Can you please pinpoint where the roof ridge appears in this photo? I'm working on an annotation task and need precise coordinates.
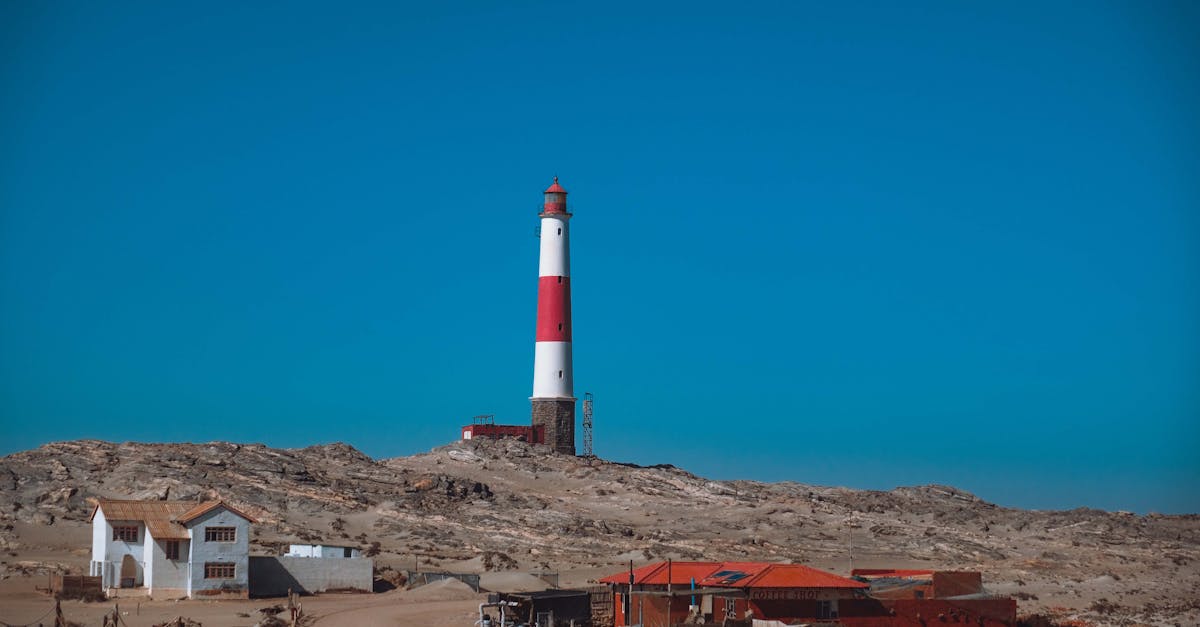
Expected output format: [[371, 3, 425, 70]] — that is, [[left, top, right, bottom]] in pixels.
[[176, 499, 258, 525]]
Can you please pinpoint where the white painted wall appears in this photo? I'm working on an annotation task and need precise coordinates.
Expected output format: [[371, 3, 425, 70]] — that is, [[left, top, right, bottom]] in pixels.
[[92, 514, 145, 587], [286, 544, 317, 558], [91, 508, 106, 565], [143, 531, 153, 589], [185, 506, 251, 596], [533, 341, 573, 398], [144, 529, 189, 594], [286, 544, 361, 558], [538, 215, 570, 278]]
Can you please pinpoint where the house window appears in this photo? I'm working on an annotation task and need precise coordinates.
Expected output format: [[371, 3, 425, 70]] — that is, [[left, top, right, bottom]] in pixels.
[[558, 370, 563, 379], [817, 600, 836, 619], [205, 526, 236, 542], [165, 540, 180, 560], [113, 525, 138, 542], [557, 228, 561, 235], [343, 547, 353, 558], [204, 562, 235, 579]]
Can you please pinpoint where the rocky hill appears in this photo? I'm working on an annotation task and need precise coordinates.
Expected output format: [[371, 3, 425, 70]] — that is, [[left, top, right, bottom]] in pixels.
[[1, 438, 1197, 626]]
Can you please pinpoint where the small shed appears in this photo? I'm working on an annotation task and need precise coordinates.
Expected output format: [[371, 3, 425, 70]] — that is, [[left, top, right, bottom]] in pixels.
[[495, 589, 591, 627], [285, 544, 362, 559]]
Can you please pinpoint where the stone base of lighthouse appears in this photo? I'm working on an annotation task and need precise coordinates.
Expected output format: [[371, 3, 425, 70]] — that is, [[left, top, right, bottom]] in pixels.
[[532, 399, 576, 455]]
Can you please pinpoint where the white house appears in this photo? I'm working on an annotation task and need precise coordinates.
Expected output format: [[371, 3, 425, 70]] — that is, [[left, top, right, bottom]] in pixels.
[[89, 499, 257, 599], [285, 543, 363, 558]]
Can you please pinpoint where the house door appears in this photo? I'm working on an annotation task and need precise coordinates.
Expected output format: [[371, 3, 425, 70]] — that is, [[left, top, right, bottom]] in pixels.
[[119, 554, 138, 588]]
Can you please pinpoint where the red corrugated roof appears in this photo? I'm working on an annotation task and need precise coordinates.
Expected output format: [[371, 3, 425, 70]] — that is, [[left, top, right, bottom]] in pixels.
[[696, 562, 772, 586], [598, 561, 720, 585], [544, 176, 567, 194], [736, 564, 868, 589], [600, 561, 866, 589]]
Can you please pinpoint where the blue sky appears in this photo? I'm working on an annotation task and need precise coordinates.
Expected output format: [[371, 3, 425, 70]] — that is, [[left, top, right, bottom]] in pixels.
[[2, 1, 1197, 513]]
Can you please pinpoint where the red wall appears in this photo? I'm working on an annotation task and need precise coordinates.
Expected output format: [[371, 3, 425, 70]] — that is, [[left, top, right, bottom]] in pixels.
[[613, 588, 698, 626], [463, 424, 544, 444], [932, 572, 984, 597], [839, 599, 1017, 627], [608, 591, 1016, 627]]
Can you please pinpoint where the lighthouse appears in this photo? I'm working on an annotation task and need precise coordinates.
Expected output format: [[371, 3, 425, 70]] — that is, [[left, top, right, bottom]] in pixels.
[[531, 177, 576, 455]]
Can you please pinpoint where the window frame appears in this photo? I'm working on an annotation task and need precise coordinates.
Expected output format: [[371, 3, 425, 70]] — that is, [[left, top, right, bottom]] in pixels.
[[205, 526, 237, 542], [204, 562, 235, 579], [165, 540, 180, 561], [112, 525, 138, 542]]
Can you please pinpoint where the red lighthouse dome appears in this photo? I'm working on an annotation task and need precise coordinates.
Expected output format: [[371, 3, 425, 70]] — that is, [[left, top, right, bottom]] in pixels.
[[542, 176, 568, 215]]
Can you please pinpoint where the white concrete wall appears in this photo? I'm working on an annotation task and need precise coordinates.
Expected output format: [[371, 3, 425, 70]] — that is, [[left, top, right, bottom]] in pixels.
[[143, 531, 153, 589], [95, 515, 145, 587], [91, 509, 106, 564], [532, 341, 573, 398], [185, 506, 250, 596], [286, 544, 317, 558], [538, 215, 570, 278], [286, 544, 362, 558], [145, 530, 189, 594]]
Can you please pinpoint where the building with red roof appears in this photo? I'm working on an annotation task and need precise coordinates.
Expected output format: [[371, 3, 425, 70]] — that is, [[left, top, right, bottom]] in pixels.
[[599, 560, 868, 625], [599, 561, 1017, 626]]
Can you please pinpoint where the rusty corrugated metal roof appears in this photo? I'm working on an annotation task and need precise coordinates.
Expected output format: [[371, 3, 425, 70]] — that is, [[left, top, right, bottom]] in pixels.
[[90, 500, 194, 540], [89, 499, 256, 539], [177, 500, 258, 525]]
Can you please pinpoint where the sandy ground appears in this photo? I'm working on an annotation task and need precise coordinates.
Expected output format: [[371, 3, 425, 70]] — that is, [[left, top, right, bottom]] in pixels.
[[0, 575, 486, 627]]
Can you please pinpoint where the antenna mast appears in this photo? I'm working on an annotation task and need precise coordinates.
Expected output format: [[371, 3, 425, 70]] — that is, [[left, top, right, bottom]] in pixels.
[[582, 392, 594, 457]]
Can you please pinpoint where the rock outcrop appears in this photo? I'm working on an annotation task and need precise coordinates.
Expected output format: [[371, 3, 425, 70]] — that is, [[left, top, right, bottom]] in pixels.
[[1, 438, 1197, 625]]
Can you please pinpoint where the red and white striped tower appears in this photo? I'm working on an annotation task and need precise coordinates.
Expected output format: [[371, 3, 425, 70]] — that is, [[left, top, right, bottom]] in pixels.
[[531, 177, 576, 455]]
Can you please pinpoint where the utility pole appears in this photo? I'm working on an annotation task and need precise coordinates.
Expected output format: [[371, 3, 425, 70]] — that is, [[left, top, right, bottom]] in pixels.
[[846, 516, 855, 573]]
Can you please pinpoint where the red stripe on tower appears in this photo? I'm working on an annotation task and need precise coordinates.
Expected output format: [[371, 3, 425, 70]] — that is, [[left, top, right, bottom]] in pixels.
[[536, 276, 572, 342]]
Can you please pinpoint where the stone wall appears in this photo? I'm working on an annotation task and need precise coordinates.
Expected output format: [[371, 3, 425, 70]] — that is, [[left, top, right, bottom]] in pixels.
[[531, 399, 576, 455]]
